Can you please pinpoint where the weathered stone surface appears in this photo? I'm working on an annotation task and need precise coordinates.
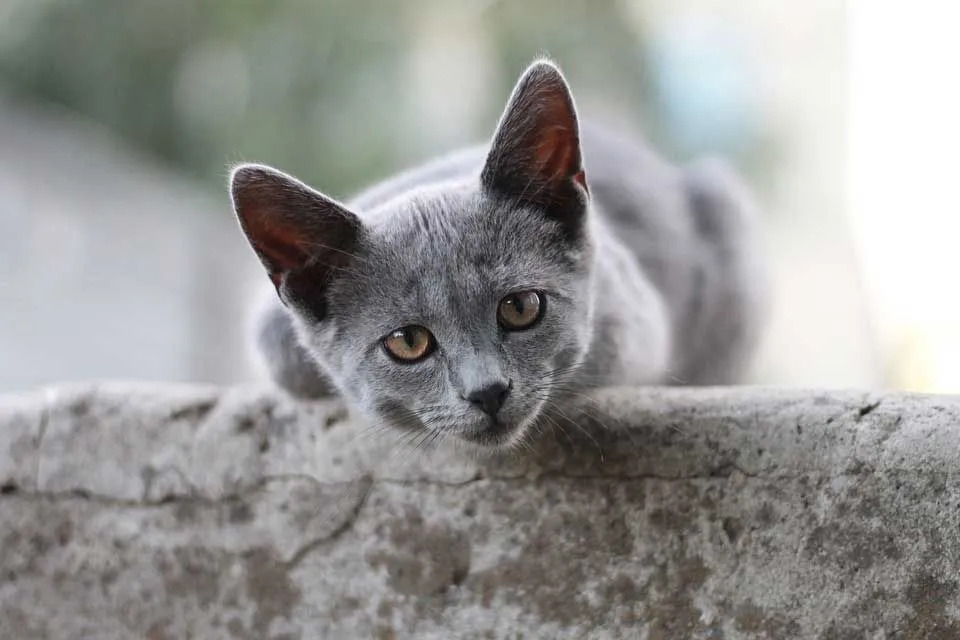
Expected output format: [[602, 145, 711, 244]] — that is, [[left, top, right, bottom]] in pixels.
[[1, 383, 959, 639]]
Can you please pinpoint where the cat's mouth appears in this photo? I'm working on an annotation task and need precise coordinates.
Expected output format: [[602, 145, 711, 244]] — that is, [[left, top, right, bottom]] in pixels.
[[453, 396, 549, 448], [457, 416, 520, 447]]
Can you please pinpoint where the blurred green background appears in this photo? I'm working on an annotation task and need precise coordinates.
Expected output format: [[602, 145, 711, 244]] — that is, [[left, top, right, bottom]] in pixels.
[[5, 1, 902, 392], [0, 1, 667, 195]]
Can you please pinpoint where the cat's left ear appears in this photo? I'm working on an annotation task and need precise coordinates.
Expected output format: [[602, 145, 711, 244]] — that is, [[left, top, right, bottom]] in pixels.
[[481, 60, 588, 232]]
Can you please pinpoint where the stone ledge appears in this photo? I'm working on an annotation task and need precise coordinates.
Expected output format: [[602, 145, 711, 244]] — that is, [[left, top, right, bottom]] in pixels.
[[1, 383, 959, 638]]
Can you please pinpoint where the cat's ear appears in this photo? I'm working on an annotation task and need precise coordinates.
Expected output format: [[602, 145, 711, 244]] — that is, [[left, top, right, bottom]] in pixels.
[[481, 60, 588, 231], [231, 164, 361, 306]]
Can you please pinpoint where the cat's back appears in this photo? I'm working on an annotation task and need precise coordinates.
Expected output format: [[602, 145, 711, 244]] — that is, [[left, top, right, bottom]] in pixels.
[[579, 123, 768, 383]]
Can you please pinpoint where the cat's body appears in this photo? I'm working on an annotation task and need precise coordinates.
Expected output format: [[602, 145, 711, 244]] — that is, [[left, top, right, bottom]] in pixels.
[[233, 61, 766, 449]]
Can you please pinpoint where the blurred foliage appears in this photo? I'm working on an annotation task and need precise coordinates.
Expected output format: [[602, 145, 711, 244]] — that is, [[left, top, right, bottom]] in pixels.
[[0, 0, 668, 198]]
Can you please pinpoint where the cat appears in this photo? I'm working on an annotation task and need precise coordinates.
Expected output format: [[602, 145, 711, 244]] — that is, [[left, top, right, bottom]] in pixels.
[[230, 59, 767, 450]]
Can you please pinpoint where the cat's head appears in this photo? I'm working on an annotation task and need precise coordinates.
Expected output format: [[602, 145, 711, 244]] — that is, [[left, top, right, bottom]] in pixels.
[[231, 60, 594, 450]]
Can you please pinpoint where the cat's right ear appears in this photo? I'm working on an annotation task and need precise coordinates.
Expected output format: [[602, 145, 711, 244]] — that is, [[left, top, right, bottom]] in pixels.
[[230, 164, 361, 307]]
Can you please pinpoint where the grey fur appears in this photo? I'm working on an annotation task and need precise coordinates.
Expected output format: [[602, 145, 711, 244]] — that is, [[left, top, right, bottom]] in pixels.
[[231, 60, 767, 449]]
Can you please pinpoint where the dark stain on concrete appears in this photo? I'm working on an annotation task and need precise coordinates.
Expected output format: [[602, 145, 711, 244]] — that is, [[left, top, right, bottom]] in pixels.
[[605, 513, 634, 556], [874, 414, 903, 445], [173, 500, 198, 524], [244, 547, 302, 634], [648, 506, 696, 533], [366, 509, 471, 597], [234, 415, 256, 433], [99, 568, 119, 596], [820, 588, 896, 639], [467, 526, 593, 626], [804, 522, 902, 572], [54, 519, 73, 546], [855, 400, 881, 421], [755, 502, 776, 527], [722, 517, 744, 544], [645, 556, 710, 640], [854, 494, 881, 519], [376, 600, 393, 619], [228, 500, 254, 524], [161, 548, 222, 609], [472, 515, 709, 632], [323, 406, 349, 429], [328, 595, 362, 623], [602, 573, 643, 605], [146, 622, 173, 640], [646, 592, 701, 640], [68, 395, 92, 417], [821, 626, 866, 640], [900, 573, 960, 639], [226, 617, 245, 636], [374, 625, 396, 640], [734, 601, 801, 638], [463, 481, 711, 632], [168, 398, 218, 422]]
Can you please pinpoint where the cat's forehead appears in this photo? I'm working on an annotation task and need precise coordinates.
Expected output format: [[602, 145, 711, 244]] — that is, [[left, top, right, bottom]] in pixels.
[[367, 191, 555, 277], [345, 189, 574, 320]]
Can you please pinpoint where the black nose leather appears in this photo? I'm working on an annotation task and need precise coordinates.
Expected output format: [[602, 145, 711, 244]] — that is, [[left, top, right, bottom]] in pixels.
[[466, 380, 512, 417]]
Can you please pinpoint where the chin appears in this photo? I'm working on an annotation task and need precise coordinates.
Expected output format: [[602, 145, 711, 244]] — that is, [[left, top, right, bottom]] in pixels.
[[456, 418, 520, 448], [454, 406, 543, 451]]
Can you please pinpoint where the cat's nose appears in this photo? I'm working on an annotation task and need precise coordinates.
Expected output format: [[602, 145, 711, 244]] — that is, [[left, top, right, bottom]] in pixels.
[[465, 380, 512, 417]]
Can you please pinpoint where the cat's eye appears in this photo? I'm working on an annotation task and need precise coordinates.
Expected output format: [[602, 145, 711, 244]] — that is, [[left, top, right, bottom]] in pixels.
[[497, 290, 545, 330], [383, 325, 436, 362]]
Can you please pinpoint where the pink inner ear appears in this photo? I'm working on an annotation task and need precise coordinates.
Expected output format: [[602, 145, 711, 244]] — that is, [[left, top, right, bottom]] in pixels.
[[534, 125, 580, 185], [248, 215, 314, 277], [528, 87, 581, 185]]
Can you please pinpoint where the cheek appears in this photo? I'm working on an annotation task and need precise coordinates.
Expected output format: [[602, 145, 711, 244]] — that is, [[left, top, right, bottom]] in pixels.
[[502, 338, 557, 387], [357, 357, 451, 404], [513, 306, 577, 353], [505, 310, 588, 380], [556, 302, 592, 353], [336, 370, 373, 408]]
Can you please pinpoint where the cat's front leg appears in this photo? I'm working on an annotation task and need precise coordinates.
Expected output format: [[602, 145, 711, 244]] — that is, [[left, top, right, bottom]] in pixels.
[[252, 294, 338, 399]]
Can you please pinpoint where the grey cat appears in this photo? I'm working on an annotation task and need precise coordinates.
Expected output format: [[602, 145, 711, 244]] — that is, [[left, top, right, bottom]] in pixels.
[[231, 60, 766, 449]]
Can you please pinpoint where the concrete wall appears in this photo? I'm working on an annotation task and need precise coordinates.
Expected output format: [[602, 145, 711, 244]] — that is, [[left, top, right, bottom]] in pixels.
[[1, 384, 959, 638]]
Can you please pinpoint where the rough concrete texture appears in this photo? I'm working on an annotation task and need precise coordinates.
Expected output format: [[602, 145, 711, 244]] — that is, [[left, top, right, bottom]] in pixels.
[[1, 383, 959, 639]]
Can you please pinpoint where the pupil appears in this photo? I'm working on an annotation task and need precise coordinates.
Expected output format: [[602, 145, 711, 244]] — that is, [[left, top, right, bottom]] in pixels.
[[404, 329, 416, 348], [512, 296, 524, 315]]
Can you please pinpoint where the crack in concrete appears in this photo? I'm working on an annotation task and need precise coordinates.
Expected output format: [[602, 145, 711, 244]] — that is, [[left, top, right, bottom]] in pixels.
[[1, 464, 926, 507], [283, 475, 373, 569], [0, 473, 363, 508]]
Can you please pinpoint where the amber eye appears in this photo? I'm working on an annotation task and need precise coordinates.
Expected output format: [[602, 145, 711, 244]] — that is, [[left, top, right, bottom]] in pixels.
[[497, 291, 545, 330], [383, 325, 435, 362]]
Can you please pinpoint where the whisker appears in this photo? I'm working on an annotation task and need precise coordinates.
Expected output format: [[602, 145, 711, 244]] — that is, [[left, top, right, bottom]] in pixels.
[[543, 400, 605, 462], [541, 412, 574, 448]]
